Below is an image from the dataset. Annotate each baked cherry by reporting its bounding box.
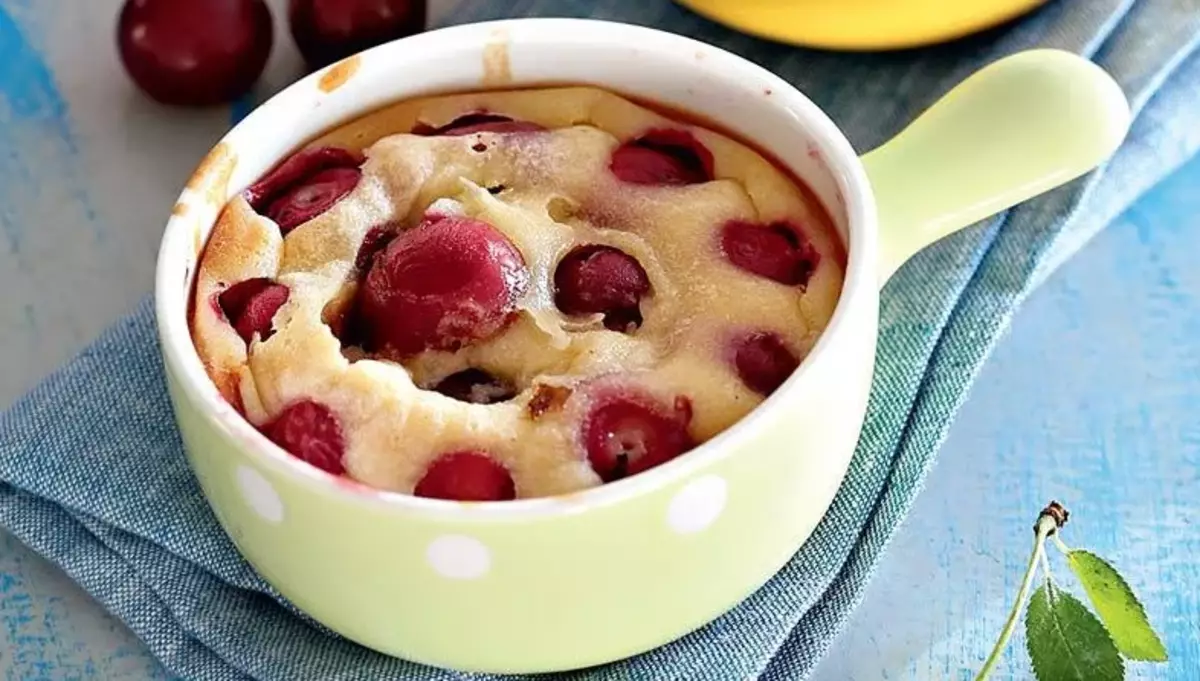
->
[720,220,819,287]
[245,147,361,207]
[411,112,545,136]
[117,0,273,107]
[244,147,364,233]
[414,451,516,501]
[267,168,361,232]
[581,391,693,482]
[609,128,714,186]
[554,245,650,332]
[217,278,290,343]
[288,0,427,71]
[356,215,528,357]
[320,225,398,345]
[732,331,799,396]
[262,399,346,475]
[430,368,516,404]
[355,225,397,271]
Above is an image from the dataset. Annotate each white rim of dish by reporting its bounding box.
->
[154,18,879,521]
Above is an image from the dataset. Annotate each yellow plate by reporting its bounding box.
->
[675,0,1051,51]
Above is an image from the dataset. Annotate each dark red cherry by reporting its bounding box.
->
[720,220,820,287]
[117,0,273,107]
[732,331,799,396]
[245,147,362,208]
[288,0,427,71]
[244,147,364,233]
[354,224,397,270]
[262,399,346,475]
[554,245,650,332]
[430,369,516,404]
[265,167,361,232]
[411,112,545,136]
[217,278,290,343]
[414,451,516,501]
[609,128,714,186]
[581,391,693,482]
[356,215,528,357]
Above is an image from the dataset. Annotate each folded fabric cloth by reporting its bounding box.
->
[2,1,1198,679]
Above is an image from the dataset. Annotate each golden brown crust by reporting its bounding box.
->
[191,197,283,409]
[185,142,238,210]
[527,384,572,420]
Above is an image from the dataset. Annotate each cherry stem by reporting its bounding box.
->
[973,506,1065,681]
[1051,533,1074,555]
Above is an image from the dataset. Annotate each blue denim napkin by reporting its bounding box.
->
[2,1,1198,679]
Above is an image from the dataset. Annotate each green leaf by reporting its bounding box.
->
[1067,550,1168,661]
[1025,582,1123,681]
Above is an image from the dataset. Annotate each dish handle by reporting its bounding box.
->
[860,49,1131,286]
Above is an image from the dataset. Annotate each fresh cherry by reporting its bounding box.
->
[732,331,799,396]
[117,0,273,107]
[581,390,693,482]
[356,215,528,357]
[262,399,346,475]
[288,0,427,71]
[609,128,714,186]
[411,112,545,136]
[554,245,650,332]
[217,278,289,343]
[720,219,819,287]
[430,369,516,404]
[414,451,516,501]
[243,147,364,233]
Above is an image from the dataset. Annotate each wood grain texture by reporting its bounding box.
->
[0,0,1196,679]
[0,532,171,681]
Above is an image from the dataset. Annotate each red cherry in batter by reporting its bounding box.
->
[414,451,516,501]
[356,215,528,357]
[289,0,427,70]
[554,245,651,332]
[720,219,820,287]
[732,331,800,396]
[117,0,273,107]
[262,399,346,475]
[244,147,364,233]
[217,278,290,343]
[267,168,361,232]
[609,128,714,186]
[412,112,545,136]
[581,391,694,482]
[354,224,397,271]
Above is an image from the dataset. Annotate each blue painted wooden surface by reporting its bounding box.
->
[818,151,1200,681]
[0,0,1197,679]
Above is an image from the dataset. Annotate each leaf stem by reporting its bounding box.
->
[974,513,1060,681]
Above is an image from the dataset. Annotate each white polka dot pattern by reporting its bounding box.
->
[666,474,727,535]
[426,535,492,580]
[235,465,284,524]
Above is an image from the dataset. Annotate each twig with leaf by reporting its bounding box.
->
[975,501,1168,681]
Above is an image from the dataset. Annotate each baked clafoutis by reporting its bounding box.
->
[190,86,846,501]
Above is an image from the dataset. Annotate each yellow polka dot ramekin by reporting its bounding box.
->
[154,18,1129,674]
